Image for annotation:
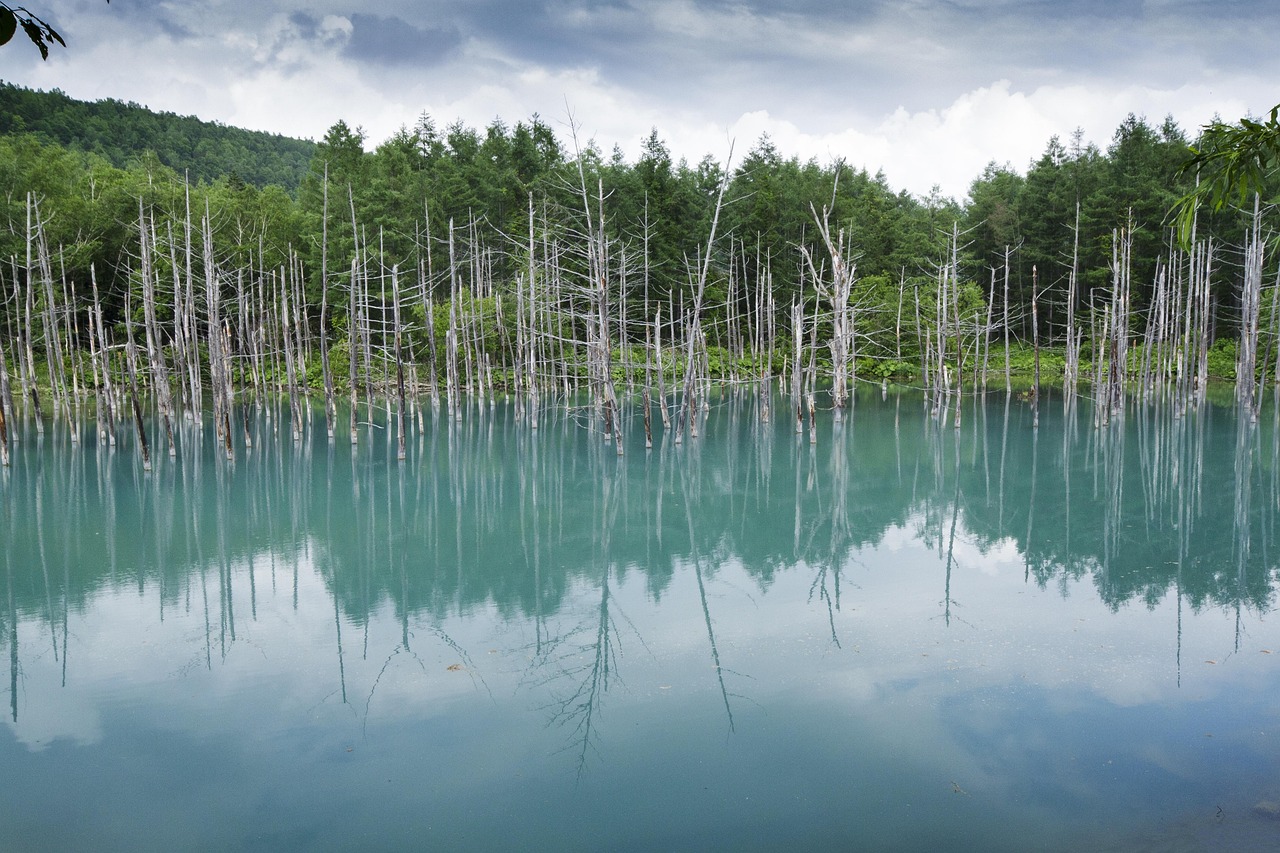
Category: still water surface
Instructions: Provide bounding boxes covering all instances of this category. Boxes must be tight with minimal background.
[3,389,1280,851]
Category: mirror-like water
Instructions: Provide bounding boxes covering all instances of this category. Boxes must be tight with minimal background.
[3,389,1280,851]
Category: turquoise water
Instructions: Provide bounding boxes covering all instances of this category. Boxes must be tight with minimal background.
[2,388,1280,851]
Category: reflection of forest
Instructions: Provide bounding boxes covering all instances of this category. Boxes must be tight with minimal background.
[2,387,1278,637]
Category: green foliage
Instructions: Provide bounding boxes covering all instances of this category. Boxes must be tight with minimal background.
[423,293,506,371]
[965,117,1200,344]
[0,3,67,59]
[326,338,352,388]
[963,161,1024,275]
[717,142,943,312]
[1206,339,1238,380]
[0,82,315,188]
[702,345,780,380]
[993,343,1065,379]
[1174,104,1280,246]
[857,357,917,380]
[0,130,312,344]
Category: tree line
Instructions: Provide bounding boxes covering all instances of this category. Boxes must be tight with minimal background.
[1,84,1277,411]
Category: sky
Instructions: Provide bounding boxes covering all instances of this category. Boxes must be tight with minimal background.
[0,0,1276,200]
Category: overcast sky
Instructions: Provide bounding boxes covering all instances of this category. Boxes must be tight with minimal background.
[1,1,1276,199]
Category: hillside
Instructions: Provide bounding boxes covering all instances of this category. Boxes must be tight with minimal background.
[0,81,316,190]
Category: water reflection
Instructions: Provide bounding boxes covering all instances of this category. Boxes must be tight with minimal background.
[2,388,1279,850]
[3,391,1279,684]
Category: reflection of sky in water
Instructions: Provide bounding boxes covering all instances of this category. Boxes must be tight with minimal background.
[3,391,1280,851]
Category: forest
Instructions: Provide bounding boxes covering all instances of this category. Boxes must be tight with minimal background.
[1,83,1278,463]
[0,81,316,188]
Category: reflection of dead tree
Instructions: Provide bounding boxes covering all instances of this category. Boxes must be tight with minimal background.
[333,585,348,705]
[538,568,650,775]
[914,418,975,629]
[34,471,60,667]
[1097,410,1125,593]
[694,555,736,733]
[787,430,851,648]
[1231,415,1257,652]
[6,508,17,722]
[544,570,622,776]
[805,421,853,648]
[1171,407,1207,687]
[360,442,494,723]
[680,452,742,733]
[1023,408,1039,586]
[429,623,490,697]
[516,425,555,655]
[807,565,842,649]
[536,455,645,776]
[362,624,488,736]
[942,428,962,627]
[215,451,236,656]
[364,642,428,735]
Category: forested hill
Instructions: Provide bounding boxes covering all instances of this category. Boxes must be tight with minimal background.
[0,81,315,190]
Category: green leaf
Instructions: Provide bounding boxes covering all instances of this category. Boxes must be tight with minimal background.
[20,20,49,59]
[0,9,16,47]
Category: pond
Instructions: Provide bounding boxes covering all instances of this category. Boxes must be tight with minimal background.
[2,387,1280,851]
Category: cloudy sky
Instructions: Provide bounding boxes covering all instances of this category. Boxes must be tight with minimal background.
[1,1,1276,199]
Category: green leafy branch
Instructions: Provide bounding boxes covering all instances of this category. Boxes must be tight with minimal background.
[0,2,109,59]
[1172,103,1280,247]
[0,5,65,59]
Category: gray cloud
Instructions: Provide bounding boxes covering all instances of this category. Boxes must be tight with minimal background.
[11,0,1279,198]
[400,0,1242,119]
[343,14,463,67]
[109,0,196,41]
[286,11,325,41]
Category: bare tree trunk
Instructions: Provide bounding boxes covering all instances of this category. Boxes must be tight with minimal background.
[124,292,151,472]
[139,201,176,457]
[320,164,336,439]
[393,264,407,461]
[0,331,9,465]
[24,196,44,433]
[1239,195,1264,421]
[1065,206,1080,398]
[1031,265,1040,430]
[799,202,856,418]
[1003,245,1012,397]
[89,265,116,446]
[349,257,360,444]
[951,222,962,430]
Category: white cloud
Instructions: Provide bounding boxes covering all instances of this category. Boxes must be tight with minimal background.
[646,80,1270,200]
[6,0,1277,201]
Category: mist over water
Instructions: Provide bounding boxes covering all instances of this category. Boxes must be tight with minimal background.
[2,388,1279,851]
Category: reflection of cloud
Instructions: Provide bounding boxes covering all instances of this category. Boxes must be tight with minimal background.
[957,534,1021,577]
[878,514,1021,575]
[878,522,916,553]
[813,511,1271,716]
[5,622,104,750]
[3,543,490,752]
[3,488,1278,853]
